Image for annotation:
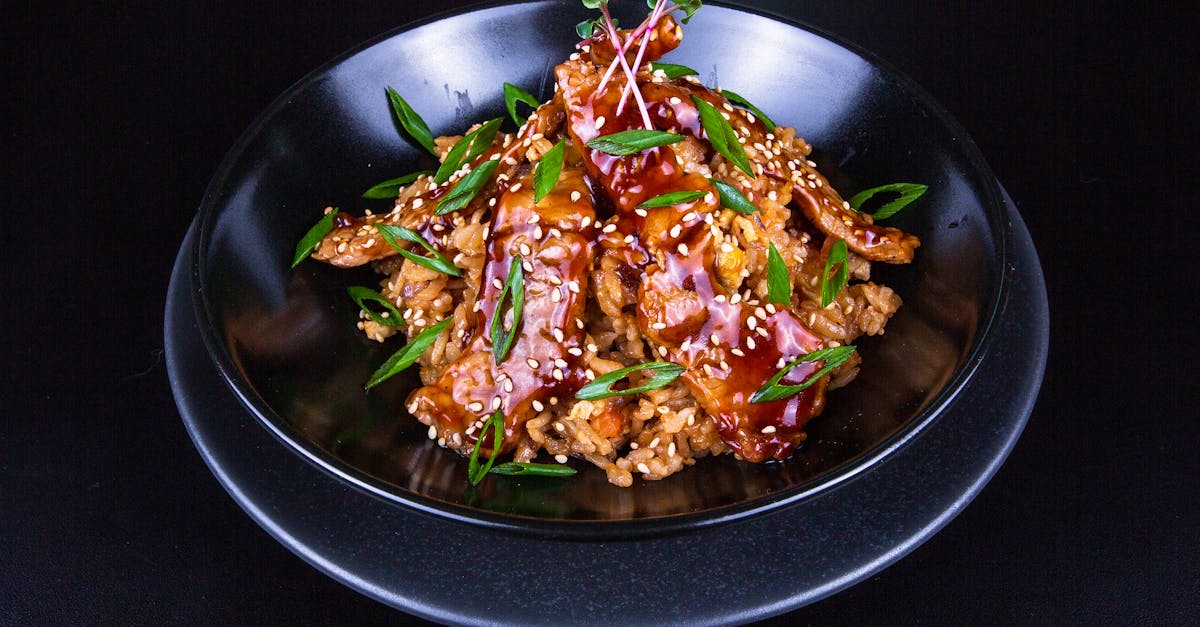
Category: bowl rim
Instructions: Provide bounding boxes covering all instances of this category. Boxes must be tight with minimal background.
[190,0,1012,539]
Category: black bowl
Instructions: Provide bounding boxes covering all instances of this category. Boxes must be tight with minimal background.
[194,0,1013,538]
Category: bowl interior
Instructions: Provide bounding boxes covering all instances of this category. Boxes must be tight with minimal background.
[196,1,1005,530]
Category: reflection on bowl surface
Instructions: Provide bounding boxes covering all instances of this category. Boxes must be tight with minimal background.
[197,1,1005,530]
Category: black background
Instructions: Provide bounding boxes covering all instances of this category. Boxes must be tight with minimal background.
[3,0,1196,623]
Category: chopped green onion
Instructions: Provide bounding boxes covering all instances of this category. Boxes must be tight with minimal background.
[386,87,436,155]
[489,461,578,477]
[690,94,754,177]
[708,179,757,214]
[365,317,453,389]
[290,210,337,268]
[346,286,402,326]
[534,140,566,204]
[650,62,699,79]
[638,189,706,208]
[362,171,430,199]
[820,238,849,307]
[490,256,525,364]
[576,361,685,400]
[750,346,857,403]
[375,224,461,277]
[467,410,504,485]
[848,182,928,220]
[720,89,775,131]
[503,83,540,127]
[586,129,684,156]
[435,158,500,215]
[766,242,791,305]
[434,117,502,184]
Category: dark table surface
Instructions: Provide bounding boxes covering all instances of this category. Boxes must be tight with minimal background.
[4,1,1196,623]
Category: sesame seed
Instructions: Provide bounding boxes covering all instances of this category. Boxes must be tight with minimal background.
[552,328,564,342]
[658,346,668,357]
[624,234,635,244]
[702,364,714,377]
[492,278,503,289]
[567,281,580,294]
[730,293,742,304]
[669,224,682,238]
[571,190,582,202]
[731,348,746,357]
[635,208,648,217]
[637,463,651,474]
[527,358,540,369]
[761,425,777,434]
[669,96,681,105]
[549,396,559,405]
[491,396,502,410]
[519,243,531,256]
[428,425,438,439]
[680,339,691,351]
[602,223,617,233]
[651,322,667,330]
[682,211,697,222]
[534,226,543,239]
[532,399,545,412]
[568,346,583,356]
[747,317,757,331]
[468,401,484,413]
[522,260,533,272]
[714,294,727,303]
[552,368,564,381]
[649,437,660,448]
[746,337,756,350]
[765,303,777,314]
[510,182,523,192]
[630,442,639,449]
[551,289,562,302]
[710,332,720,345]
[586,342,598,352]
[555,454,568,464]
[668,442,676,457]
[720,360,730,370]
[677,243,689,255]
[595,115,606,129]
[756,327,769,338]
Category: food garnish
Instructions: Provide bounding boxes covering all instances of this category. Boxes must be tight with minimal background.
[488,462,578,478]
[649,61,698,78]
[347,286,403,326]
[435,158,500,215]
[820,238,849,308]
[750,346,858,403]
[467,411,505,485]
[533,140,566,203]
[708,179,757,214]
[690,94,754,177]
[848,182,928,220]
[386,87,436,155]
[585,129,684,155]
[376,224,461,277]
[766,242,791,304]
[576,362,686,400]
[364,318,452,389]
[290,210,337,268]
[489,256,525,364]
[638,190,707,208]
[720,89,776,131]
[362,171,429,199]
[503,82,540,127]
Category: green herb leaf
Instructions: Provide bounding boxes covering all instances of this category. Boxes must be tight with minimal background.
[690,94,754,177]
[290,210,338,268]
[365,317,453,389]
[708,179,757,214]
[750,345,857,403]
[490,256,525,364]
[638,189,706,208]
[386,87,436,155]
[503,83,540,127]
[534,140,566,204]
[435,158,500,215]
[586,129,684,156]
[848,182,928,220]
[650,62,699,79]
[347,286,403,326]
[654,0,701,22]
[766,242,791,304]
[434,117,502,184]
[376,224,461,277]
[582,0,605,9]
[720,89,776,131]
[489,462,578,477]
[576,15,614,39]
[819,238,849,308]
[576,361,685,400]
[362,171,430,199]
[467,410,505,485]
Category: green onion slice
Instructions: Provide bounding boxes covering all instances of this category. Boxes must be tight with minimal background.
[820,238,849,308]
[708,179,757,214]
[290,210,337,268]
[386,87,436,155]
[490,256,525,364]
[434,117,502,184]
[650,62,699,79]
[435,158,500,215]
[375,224,461,277]
[848,182,928,220]
[750,345,857,403]
[346,286,402,326]
[720,89,776,131]
[365,317,453,389]
[534,140,565,204]
[467,410,505,485]
[489,461,578,478]
[638,189,706,208]
[766,242,791,305]
[362,171,430,199]
[586,129,684,156]
[690,94,754,178]
[503,83,540,127]
[576,361,685,400]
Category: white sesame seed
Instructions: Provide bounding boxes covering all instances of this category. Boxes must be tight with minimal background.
[747,316,757,330]
[492,278,503,289]
[555,454,569,464]
[669,224,682,238]
[568,347,583,356]
[602,223,617,233]
[551,289,562,302]
[553,328,564,342]
[731,348,746,357]
[677,243,689,255]
[491,396,502,410]
[468,401,484,413]
[532,399,545,412]
[595,115,606,129]
[746,337,756,350]
[658,345,668,357]
[649,437,660,448]
[637,463,650,474]
[552,368,564,381]
[571,190,582,202]
[761,425,777,434]
[519,243,531,256]
[428,425,437,439]
[527,358,540,369]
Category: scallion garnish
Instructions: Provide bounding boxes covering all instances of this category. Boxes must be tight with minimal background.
[847,182,928,220]
[467,410,504,485]
[503,83,540,127]
[435,158,500,215]
[490,256,525,364]
[576,361,685,400]
[362,171,430,199]
[749,345,857,403]
[638,189,706,208]
[820,238,849,308]
[690,94,754,177]
[534,140,566,204]
[766,242,791,304]
[489,461,578,478]
[585,129,684,156]
[433,117,502,184]
[290,210,338,268]
[364,317,453,389]
[386,87,436,155]
[346,286,402,326]
[720,89,775,131]
[650,62,699,79]
[708,179,757,214]
[375,224,461,277]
